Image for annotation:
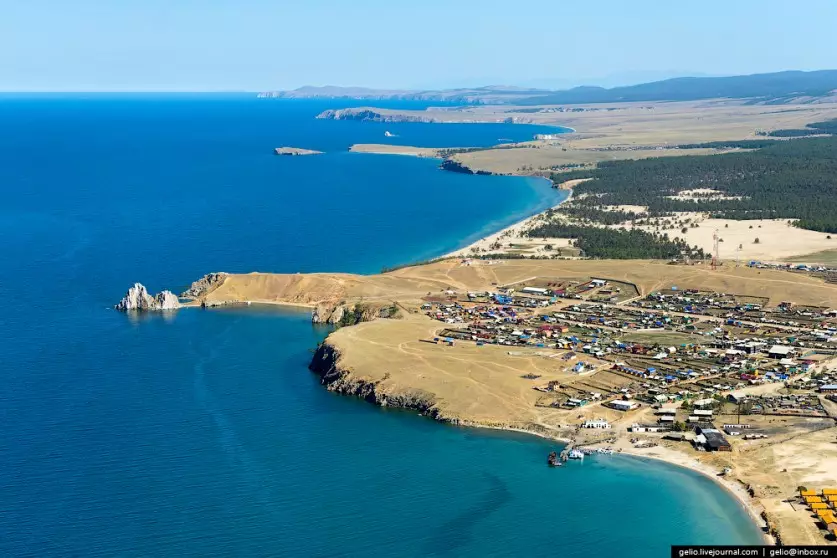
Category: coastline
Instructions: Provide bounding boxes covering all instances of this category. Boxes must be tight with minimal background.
[308,340,772,545]
[348,144,444,158]
[160,110,834,545]
[463,422,771,544]
[442,178,578,259]
[614,448,773,545]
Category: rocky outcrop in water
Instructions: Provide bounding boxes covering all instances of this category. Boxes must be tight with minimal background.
[181,272,228,299]
[115,283,180,312]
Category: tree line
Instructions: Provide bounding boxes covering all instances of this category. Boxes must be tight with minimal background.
[551,135,837,233]
[526,223,703,260]
[765,117,837,138]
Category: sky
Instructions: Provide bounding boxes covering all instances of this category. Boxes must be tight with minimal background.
[2,0,837,92]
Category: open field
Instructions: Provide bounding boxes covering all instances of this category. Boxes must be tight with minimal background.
[451,145,720,174]
[450,209,837,263]
[198,258,837,310]
[785,249,837,266]
[624,215,837,262]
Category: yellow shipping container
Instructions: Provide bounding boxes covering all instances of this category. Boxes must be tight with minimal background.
[801,489,817,496]
[811,503,829,510]
[823,488,837,496]
[805,496,823,503]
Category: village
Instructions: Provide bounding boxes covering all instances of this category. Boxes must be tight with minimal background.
[419,275,837,542]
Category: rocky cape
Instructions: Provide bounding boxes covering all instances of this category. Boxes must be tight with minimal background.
[308,342,443,418]
[316,108,533,124]
[439,159,492,175]
[180,272,229,299]
[115,283,180,312]
[307,339,557,439]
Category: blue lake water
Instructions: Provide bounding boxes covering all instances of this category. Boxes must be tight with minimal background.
[0,95,763,556]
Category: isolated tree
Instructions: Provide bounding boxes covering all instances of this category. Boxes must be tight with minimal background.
[754,237,761,244]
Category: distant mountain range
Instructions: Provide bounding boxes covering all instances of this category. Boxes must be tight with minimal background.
[257,85,550,104]
[260,70,837,105]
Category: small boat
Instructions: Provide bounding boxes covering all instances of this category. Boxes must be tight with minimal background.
[384,131,396,137]
[568,449,585,460]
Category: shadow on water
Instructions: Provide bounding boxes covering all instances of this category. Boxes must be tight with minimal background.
[188,315,283,515]
[423,472,513,555]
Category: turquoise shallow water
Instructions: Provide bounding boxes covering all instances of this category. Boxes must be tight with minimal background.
[0,95,763,556]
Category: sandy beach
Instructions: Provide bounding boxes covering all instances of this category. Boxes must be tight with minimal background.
[444,178,583,259]
[463,422,773,544]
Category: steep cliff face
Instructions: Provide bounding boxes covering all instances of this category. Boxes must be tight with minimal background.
[309,342,441,417]
[439,159,492,175]
[181,272,228,299]
[115,283,180,311]
[311,302,399,325]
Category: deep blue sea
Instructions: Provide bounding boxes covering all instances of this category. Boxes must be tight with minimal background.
[0,95,762,556]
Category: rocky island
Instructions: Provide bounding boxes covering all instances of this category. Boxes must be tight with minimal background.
[274,147,323,156]
[115,283,180,311]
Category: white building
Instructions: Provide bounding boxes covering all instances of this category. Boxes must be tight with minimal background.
[610,400,639,412]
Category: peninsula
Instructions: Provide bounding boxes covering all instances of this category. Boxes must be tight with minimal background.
[169,259,837,545]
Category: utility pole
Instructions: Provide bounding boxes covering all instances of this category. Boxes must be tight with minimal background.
[711,229,720,270]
